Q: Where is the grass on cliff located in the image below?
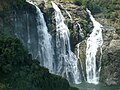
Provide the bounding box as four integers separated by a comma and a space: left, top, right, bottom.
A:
0, 35, 78, 90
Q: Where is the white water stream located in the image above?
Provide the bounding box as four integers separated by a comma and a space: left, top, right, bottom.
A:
86, 9, 103, 84
52, 2, 81, 84
26, 1, 54, 73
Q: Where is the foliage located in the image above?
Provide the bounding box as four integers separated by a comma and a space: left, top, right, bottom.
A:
59, 0, 76, 2
74, 0, 87, 7
86, 0, 120, 20
72, 0, 120, 35
0, 35, 78, 90
70, 0, 120, 18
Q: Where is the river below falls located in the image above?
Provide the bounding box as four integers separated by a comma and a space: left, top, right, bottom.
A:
73, 82, 120, 90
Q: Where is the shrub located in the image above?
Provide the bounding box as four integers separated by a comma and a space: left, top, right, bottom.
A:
0, 35, 79, 90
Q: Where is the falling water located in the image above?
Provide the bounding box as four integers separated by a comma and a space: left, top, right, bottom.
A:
52, 2, 81, 84
77, 23, 84, 40
76, 43, 80, 59
58, 4, 72, 21
76, 23, 86, 81
65, 10, 72, 21
86, 9, 103, 84
76, 23, 83, 59
26, 13, 31, 50
26, 1, 55, 73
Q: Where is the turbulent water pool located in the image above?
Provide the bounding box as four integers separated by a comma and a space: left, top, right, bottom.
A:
73, 82, 120, 90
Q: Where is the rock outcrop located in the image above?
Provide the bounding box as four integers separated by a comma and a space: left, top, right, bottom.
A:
97, 16, 120, 85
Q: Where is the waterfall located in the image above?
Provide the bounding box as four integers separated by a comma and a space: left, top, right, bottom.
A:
76, 43, 80, 59
76, 23, 83, 59
15, 0, 81, 84
57, 4, 72, 21
77, 23, 84, 40
86, 9, 103, 84
65, 10, 72, 21
76, 23, 86, 81
26, 13, 31, 50
23, 1, 55, 73
52, 2, 81, 84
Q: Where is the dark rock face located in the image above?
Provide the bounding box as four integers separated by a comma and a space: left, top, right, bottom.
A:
0, 1, 48, 65
0, 2, 38, 56
14, 11, 39, 59
0, 2, 37, 35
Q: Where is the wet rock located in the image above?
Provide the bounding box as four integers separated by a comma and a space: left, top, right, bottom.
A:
106, 78, 117, 86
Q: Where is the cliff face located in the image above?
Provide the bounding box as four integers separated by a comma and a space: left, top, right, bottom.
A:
0, 1, 40, 55
0, 0, 37, 35
98, 18, 120, 85
0, 0, 120, 86
102, 35, 120, 85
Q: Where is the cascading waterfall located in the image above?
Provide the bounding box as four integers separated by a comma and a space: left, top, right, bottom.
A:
65, 10, 72, 21
76, 23, 83, 60
86, 9, 103, 84
52, 2, 81, 84
58, 4, 72, 21
76, 24, 86, 81
15, 0, 103, 85
15, 0, 81, 84
24, 1, 54, 73
77, 23, 84, 40
26, 13, 31, 50
76, 43, 80, 60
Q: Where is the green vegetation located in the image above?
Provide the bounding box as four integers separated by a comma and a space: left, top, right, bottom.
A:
65, 0, 120, 14
87, 0, 120, 17
0, 35, 78, 90
60, 0, 120, 20
74, 0, 87, 7
86, 0, 120, 35
72, 0, 120, 35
